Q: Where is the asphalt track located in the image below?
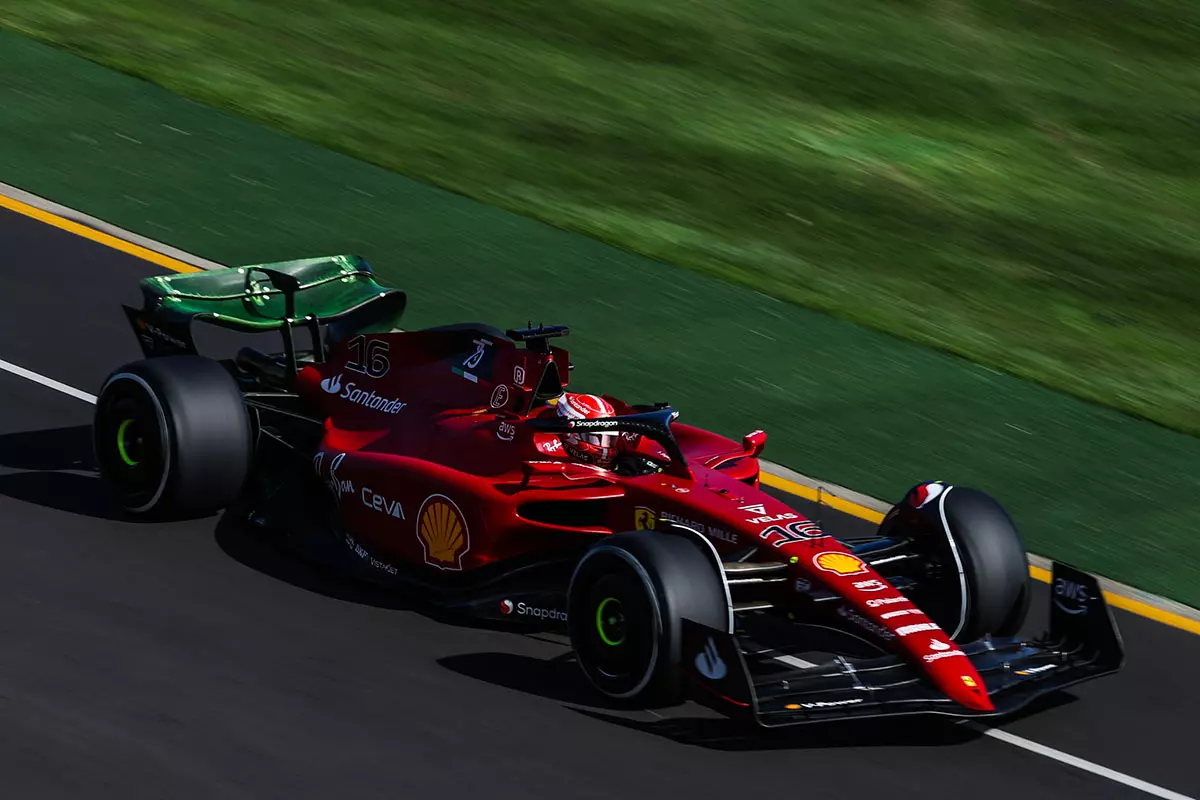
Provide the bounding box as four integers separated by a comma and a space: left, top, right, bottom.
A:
0, 203, 1195, 799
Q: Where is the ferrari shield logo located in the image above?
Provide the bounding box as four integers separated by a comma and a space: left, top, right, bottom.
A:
634, 507, 657, 531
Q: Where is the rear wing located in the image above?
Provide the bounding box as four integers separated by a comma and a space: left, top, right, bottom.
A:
681, 561, 1124, 727
122, 254, 407, 383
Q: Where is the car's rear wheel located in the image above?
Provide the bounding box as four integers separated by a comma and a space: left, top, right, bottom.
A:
881, 482, 1030, 642
567, 531, 729, 706
93, 356, 253, 519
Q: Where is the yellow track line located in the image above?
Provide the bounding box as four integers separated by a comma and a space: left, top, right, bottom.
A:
3, 188, 1198, 638
0, 193, 199, 274
761, 471, 1200, 637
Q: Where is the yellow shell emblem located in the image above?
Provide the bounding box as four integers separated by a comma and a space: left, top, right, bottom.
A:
812, 551, 867, 576
417, 495, 470, 570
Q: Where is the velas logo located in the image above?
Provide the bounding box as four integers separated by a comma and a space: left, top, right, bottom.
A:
322, 374, 407, 414
812, 551, 868, 576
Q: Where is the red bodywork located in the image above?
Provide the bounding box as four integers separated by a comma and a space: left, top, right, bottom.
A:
296, 326, 991, 712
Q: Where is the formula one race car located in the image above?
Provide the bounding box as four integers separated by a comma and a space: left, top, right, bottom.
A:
92, 255, 1124, 727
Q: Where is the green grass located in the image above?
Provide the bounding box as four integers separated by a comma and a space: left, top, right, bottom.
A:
2, 0, 1200, 435
5, 26, 1200, 606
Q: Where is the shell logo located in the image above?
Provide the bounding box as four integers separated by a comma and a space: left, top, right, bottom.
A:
417, 494, 470, 570
812, 551, 868, 576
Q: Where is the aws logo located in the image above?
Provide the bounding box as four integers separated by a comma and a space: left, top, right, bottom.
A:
1053, 577, 1091, 615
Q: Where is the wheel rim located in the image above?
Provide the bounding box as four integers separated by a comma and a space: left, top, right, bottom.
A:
116, 418, 141, 466
95, 378, 168, 510
575, 569, 655, 695
595, 597, 627, 646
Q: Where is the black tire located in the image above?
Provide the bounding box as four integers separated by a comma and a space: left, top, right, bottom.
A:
93, 356, 253, 520
567, 531, 729, 707
885, 483, 1030, 642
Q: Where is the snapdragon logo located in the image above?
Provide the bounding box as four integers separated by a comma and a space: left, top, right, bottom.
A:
321, 373, 407, 414
500, 600, 567, 621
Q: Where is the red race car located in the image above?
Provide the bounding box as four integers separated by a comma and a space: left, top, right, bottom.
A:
92, 254, 1123, 727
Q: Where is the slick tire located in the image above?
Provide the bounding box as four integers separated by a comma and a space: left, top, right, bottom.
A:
894, 484, 1030, 642
567, 531, 729, 707
93, 356, 253, 520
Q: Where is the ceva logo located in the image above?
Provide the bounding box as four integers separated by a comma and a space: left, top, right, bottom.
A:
321, 374, 343, 394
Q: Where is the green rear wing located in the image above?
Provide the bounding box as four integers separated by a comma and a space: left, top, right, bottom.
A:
122, 254, 407, 378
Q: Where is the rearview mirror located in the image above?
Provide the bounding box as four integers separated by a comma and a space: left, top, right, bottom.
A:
742, 429, 767, 457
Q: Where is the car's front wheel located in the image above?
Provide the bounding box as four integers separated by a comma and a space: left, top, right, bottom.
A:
880, 481, 1030, 642
93, 355, 253, 519
567, 531, 729, 707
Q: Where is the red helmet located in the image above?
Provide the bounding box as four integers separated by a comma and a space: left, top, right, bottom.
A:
555, 393, 618, 467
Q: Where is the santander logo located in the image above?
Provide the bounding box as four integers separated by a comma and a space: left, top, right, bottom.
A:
318, 372, 407, 415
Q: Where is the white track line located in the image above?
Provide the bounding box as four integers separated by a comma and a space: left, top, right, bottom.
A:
0, 357, 97, 403
963, 723, 1194, 800
1, 356, 1195, 800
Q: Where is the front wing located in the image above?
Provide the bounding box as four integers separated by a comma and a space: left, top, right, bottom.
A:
681, 561, 1124, 727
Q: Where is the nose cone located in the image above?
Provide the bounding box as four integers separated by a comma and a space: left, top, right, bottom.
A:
931, 659, 994, 712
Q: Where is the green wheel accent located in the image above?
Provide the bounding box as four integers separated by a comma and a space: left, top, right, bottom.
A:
116, 418, 139, 466
595, 597, 626, 646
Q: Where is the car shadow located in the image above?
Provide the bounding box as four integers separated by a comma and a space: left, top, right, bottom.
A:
212, 508, 419, 614
210, 504, 561, 638
437, 649, 1080, 751
0, 424, 153, 522
437, 651, 635, 710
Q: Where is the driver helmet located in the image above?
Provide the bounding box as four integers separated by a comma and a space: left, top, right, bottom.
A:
555, 392, 618, 467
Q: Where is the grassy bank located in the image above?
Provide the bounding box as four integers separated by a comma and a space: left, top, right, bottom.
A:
2, 0, 1199, 435
4, 27, 1200, 606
